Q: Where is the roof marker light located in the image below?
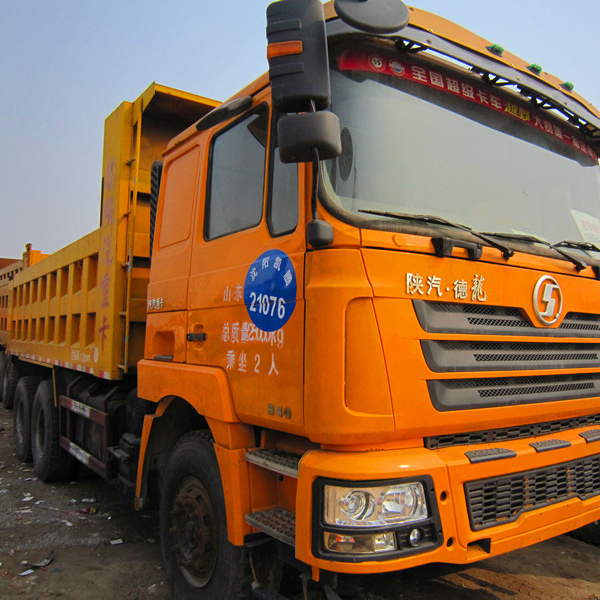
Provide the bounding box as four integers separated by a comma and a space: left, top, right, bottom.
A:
486, 44, 504, 57
527, 64, 542, 75
561, 81, 575, 92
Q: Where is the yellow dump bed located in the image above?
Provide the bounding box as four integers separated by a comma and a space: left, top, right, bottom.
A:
7, 84, 219, 379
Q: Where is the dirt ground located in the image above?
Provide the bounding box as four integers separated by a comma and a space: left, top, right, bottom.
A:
2, 404, 600, 600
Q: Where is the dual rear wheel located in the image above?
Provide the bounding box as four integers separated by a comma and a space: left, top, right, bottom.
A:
1, 356, 19, 409
13, 376, 42, 462
31, 379, 74, 481
12, 375, 73, 481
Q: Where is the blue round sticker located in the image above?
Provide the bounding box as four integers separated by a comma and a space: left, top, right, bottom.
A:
244, 250, 297, 332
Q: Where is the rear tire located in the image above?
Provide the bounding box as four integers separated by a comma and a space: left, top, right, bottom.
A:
125, 387, 152, 436
31, 380, 74, 482
1, 358, 19, 409
13, 376, 43, 462
0, 352, 7, 394
160, 431, 251, 600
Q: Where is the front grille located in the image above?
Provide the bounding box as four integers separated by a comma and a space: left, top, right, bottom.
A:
414, 300, 600, 337
425, 413, 600, 449
429, 373, 600, 411
465, 454, 600, 530
561, 312, 600, 332
422, 340, 600, 372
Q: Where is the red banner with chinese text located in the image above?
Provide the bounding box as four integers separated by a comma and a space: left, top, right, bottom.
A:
336, 50, 598, 162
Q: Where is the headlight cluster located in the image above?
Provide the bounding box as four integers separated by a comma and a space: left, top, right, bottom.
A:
324, 482, 428, 528
317, 480, 438, 558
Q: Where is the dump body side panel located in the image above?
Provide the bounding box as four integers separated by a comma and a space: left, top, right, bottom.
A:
6, 85, 219, 380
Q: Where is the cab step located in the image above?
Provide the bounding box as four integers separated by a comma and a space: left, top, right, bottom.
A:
245, 507, 295, 546
245, 448, 300, 478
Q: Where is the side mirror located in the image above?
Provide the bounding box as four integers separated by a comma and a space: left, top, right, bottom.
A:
266, 0, 331, 113
267, 0, 341, 164
278, 111, 341, 164
267, 0, 340, 248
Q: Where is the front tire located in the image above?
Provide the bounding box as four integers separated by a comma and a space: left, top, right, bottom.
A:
160, 431, 251, 600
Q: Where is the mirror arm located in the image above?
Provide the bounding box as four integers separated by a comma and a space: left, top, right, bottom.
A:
311, 146, 320, 221
306, 145, 334, 248
309, 100, 319, 221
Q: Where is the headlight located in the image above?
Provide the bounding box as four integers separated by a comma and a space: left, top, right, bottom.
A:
324, 482, 428, 528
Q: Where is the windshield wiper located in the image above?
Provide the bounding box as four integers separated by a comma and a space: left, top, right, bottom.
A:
554, 240, 600, 254
483, 231, 588, 271
358, 210, 514, 259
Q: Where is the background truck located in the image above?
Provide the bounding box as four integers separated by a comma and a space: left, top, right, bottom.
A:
2, 0, 600, 598
0, 245, 47, 405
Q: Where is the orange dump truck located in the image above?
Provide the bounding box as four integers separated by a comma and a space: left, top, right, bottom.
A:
2, 1, 600, 598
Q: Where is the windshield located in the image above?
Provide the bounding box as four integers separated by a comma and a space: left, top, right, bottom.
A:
323, 47, 600, 254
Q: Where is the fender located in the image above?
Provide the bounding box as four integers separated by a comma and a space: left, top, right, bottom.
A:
136, 359, 255, 544
137, 359, 239, 422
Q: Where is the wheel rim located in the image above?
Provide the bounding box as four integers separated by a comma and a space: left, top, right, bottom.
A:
169, 476, 217, 588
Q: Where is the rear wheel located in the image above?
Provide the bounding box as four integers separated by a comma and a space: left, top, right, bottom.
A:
31, 380, 74, 482
0, 352, 7, 393
1, 359, 19, 409
13, 376, 43, 462
160, 431, 251, 600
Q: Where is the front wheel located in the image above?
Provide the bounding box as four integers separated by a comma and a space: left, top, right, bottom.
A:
160, 431, 251, 600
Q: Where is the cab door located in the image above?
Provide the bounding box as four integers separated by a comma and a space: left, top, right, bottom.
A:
146, 144, 201, 363
187, 95, 306, 434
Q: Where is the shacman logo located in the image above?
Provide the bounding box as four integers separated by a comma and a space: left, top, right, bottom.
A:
533, 275, 563, 326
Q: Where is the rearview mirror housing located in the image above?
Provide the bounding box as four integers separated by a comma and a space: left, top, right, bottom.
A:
267, 0, 331, 113
278, 111, 342, 163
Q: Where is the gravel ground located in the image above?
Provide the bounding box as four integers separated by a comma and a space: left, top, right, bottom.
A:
0, 404, 169, 600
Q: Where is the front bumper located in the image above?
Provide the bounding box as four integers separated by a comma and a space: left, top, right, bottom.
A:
295, 427, 600, 574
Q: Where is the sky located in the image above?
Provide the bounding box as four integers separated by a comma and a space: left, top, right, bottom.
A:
1, 0, 598, 258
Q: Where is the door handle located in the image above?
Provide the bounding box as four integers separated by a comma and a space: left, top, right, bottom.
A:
187, 332, 207, 342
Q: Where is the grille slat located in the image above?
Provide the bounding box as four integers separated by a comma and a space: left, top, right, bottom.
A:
429, 373, 600, 411
465, 454, 600, 530
415, 300, 600, 337
422, 340, 600, 373
425, 413, 600, 449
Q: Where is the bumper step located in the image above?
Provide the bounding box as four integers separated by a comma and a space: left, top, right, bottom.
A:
245, 507, 296, 546
246, 448, 300, 478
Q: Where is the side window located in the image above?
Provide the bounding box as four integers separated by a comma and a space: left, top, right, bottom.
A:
268, 144, 299, 236
206, 107, 268, 239
159, 147, 200, 247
